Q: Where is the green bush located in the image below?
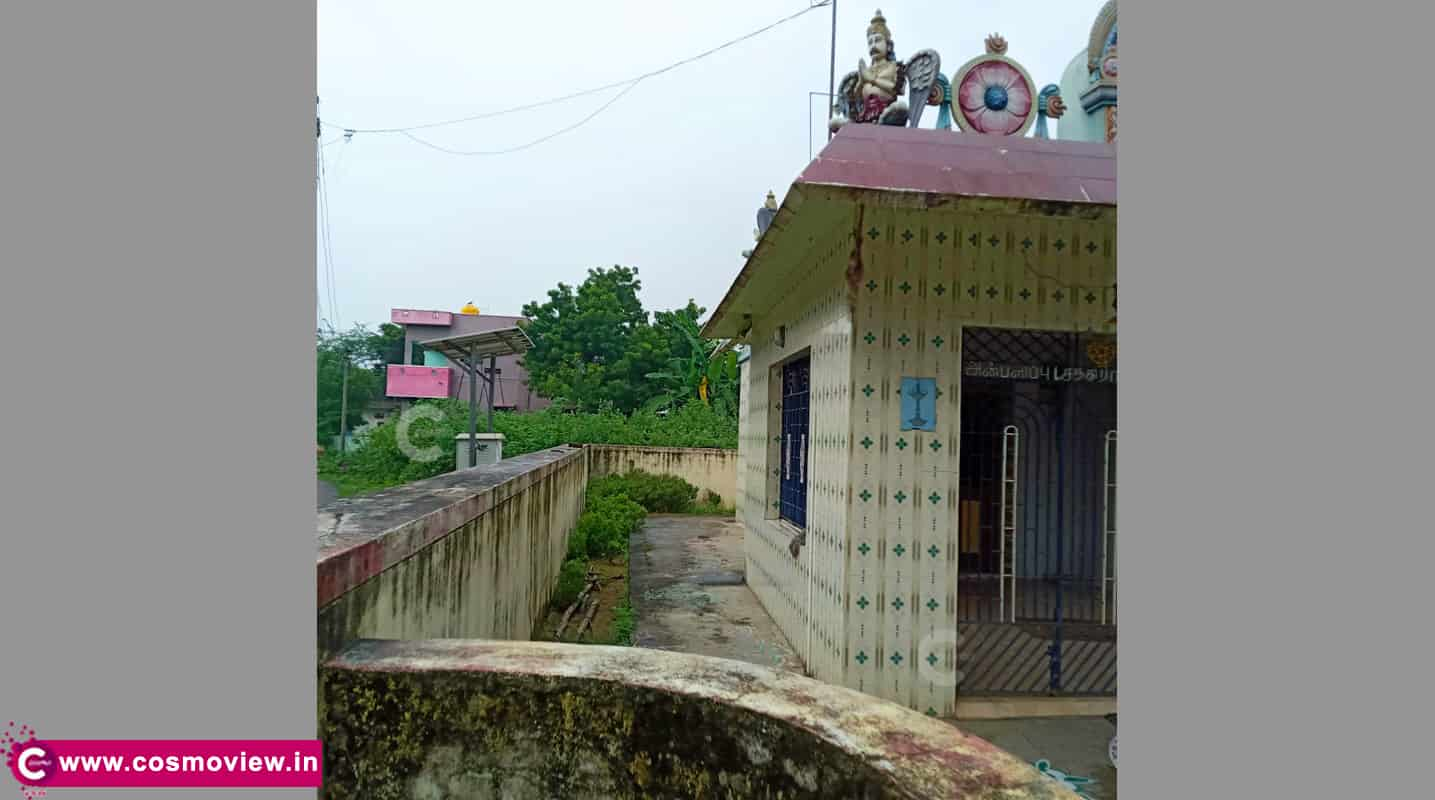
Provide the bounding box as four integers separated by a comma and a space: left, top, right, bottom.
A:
575, 495, 646, 558
596, 470, 698, 514
553, 558, 589, 608
318, 401, 737, 497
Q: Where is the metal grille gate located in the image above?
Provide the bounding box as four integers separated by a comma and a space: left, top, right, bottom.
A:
956, 328, 1117, 696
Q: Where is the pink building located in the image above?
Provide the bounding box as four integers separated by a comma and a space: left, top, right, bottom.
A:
385, 306, 549, 412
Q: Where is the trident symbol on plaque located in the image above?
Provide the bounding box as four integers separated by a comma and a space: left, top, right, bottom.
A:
907, 381, 929, 429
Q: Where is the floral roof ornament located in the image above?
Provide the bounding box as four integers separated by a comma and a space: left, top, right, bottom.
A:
949, 34, 1063, 138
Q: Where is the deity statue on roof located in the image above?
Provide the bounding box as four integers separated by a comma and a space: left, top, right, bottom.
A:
829, 10, 943, 131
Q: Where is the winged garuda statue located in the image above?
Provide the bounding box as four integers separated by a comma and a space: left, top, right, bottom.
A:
829, 10, 942, 131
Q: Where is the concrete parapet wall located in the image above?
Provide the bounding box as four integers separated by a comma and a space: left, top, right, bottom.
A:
316, 446, 586, 657
319, 639, 1077, 800
584, 444, 738, 507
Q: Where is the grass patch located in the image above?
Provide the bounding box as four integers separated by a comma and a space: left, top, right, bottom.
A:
610, 592, 635, 646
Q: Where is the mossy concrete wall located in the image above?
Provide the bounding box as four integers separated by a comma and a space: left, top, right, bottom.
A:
316, 446, 586, 658
586, 444, 738, 507
320, 639, 1078, 800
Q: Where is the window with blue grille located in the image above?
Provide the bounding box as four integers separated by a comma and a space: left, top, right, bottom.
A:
779, 356, 810, 528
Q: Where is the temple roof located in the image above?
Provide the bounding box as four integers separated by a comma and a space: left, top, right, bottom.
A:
701, 125, 1116, 339
799, 123, 1115, 204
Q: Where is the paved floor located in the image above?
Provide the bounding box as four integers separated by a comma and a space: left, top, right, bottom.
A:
955, 716, 1117, 799
628, 515, 803, 673
318, 479, 338, 508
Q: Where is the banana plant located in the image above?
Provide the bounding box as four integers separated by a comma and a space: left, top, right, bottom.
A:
643, 315, 738, 415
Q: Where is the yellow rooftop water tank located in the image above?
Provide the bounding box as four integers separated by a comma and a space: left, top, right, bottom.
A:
460, 302, 479, 315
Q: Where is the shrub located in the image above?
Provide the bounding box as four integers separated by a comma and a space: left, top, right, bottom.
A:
613, 470, 699, 513
318, 401, 737, 498
576, 494, 646, 558
553, 558, 588, 608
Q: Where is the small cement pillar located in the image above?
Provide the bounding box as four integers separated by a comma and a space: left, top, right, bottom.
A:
454, 433, 505, 470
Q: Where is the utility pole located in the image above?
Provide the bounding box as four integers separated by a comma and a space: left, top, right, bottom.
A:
827, 0, 838, 139
338, 354, 351, 454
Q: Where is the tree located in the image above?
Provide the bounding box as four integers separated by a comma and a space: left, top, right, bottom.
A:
316, 325, 385, 445
520, 266, 665, 413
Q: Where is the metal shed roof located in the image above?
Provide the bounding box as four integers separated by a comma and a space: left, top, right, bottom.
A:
419, 326, 533, 365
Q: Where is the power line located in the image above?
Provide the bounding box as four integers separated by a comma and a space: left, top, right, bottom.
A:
322, 1, 831, 136
317, 143, 342, 330
397, 79, 643, 157
315, 137, 333, 328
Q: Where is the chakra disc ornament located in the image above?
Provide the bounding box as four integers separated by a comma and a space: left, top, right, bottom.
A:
951, 40, 1039, 136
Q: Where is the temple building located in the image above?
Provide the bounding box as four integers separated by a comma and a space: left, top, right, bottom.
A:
710, 10, 1117, 717
1058, 1, 1118, 144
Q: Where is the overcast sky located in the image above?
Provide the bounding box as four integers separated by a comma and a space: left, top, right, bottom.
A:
317, 0, 1108, 331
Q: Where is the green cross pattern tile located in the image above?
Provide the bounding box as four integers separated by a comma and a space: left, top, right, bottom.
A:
931, 335, 944, 348
987, 234, 1000, 247
860, 436, 874, 449
898, 281, 912, 293
894, 490, 907, 503
866, 279, 878, 291
1086, 240, 1099, 253
926, 707, 938, 717
868, 227, 881, 240
929, 439, 942, 452
928, 492, 942, 505
928, 544, 940, 558
897, 333, 911, 346
857, 542, 871, 556
1054, 238, 1066, 251
890, 651, 904, 665
935, 231, 947, 244
926, 653, 939, 666
855, 651, 869, 665
895, 438, 908, 450
864, 331, 876, 344
856, 595, 870, 610
933, 283, 946, 296
893, 543, 906, 557
968, 233, 980, 246
859, 489, 872, 502
862, 384, 875, 397
892, 597, 905, 611
1022, 237, 1033, 249
901, 229, 913, 243
926, 598, 940, 611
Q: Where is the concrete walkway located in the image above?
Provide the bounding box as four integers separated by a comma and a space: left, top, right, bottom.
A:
318, 479, 338, 508
629, 515, 802, 673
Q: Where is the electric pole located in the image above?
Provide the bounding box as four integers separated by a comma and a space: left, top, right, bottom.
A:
338, 352, 350, 455
827, 0, 838, 139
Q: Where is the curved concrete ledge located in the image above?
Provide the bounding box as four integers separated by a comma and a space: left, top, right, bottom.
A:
321, 639, 1076, 799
